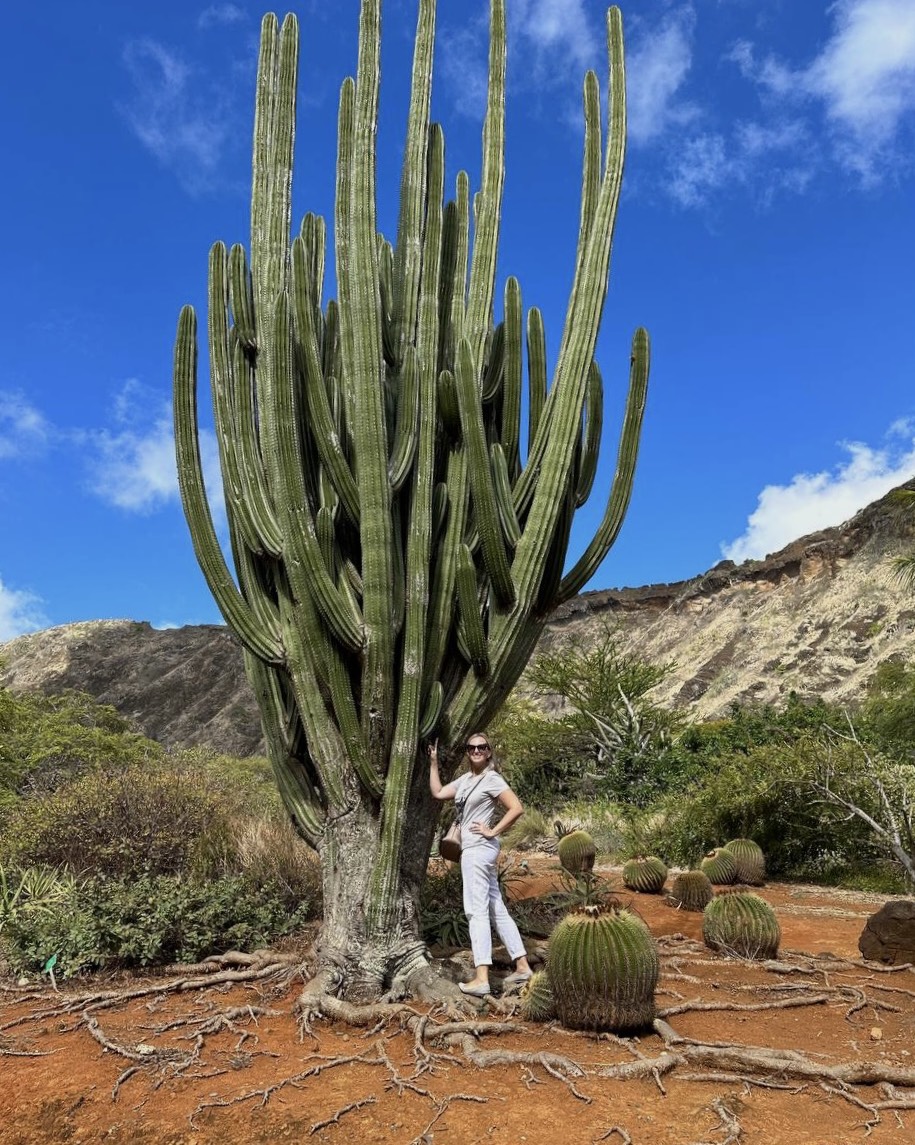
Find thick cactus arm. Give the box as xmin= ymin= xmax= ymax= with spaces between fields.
xmin=559 ymin=327 xmax=650 ymax=602
xmin=387 ymin=345 xmax=419 ymax=491
xmin=173 ymin=306 xmax=282 ymax=664
xmin=465 ymin=0 xmax=506 ymax=362
xmin=456 ymin=543 xmax=490 ymax=676
xmin=575 ymin=360 xmax=603 ymax=507
xmin=490 ymin=443 xmax=521 ymax=548
xmin=392 ymin=0 xmax=436 ymax=358
xmin=500 ymin=277 xmax=523 ymax=479
xmin=290 ymin=237 xmax=360 ymax=524
xmin=271 ymin=292 xmax=365 ymax=652
xmin=348 ymin=0 xmax=396 ymax=766
xmin=455 ymin=337 xmax=515 ymax=606
xmin=228 ymin=243 xmax=257 ymax=355
xmin=481 ymin=322 xmax=505 ymax=402
xmin=576 ymin=70 xmax=603 ymax=279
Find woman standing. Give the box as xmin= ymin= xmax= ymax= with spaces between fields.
xmin=428 ymin=734 xmax=532 ymax=996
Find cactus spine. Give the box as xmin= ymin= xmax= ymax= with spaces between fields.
xmin=668 ymin=870 xmax=713 ymax=912
xmin=703 ymin=892 xmax=780 ymax=959
xmin=723 ymin=838 xmax=766 ymax=885
xmin=622 ymin=855 xmax=668 ymax=894
xmin=172 ymin=1 xmax=648 ymax=993
xmin=700 ymin=848 xmax=738 ymax=886
xmin=548 ymin=905 xmax=658 ymax=1031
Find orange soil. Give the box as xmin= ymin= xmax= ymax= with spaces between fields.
xmin=1 ymin=862 xmax=913 ymax=1145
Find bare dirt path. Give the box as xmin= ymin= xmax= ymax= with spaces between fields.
xmin=1 ymin=863 xmax=913 ymax=1145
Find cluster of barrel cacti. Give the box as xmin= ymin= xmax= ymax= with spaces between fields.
xmin=667 ymin=869 xmax=713 ymax=912
xmin=698 ymin=839 xmax=766 ymax=886
xmin=622 ymin=855 xmax=668 ymax=894
xmin=702 ymin=891 xmax=780 ymax=959
xmin=545 ymin=904 xmax=658 ymax=1031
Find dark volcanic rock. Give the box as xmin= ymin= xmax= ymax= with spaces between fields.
xmin=0 ymin=620 xmax=264 ymax=757
xmin=858 ymin=900 xmax=915 ymax=966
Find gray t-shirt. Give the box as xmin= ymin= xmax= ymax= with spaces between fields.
xmin=454 ymin=768 xmax=508 ymax=850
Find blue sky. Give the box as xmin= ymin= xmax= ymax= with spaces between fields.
xmin=2 ymin=0 xmax=914 ymax=638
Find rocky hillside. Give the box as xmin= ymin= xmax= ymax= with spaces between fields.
xmin=3 ymin=483 xmax=914 ymax=755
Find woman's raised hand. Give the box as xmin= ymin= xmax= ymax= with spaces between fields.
xmin=427 ymin=739 xmax=439 ymax=765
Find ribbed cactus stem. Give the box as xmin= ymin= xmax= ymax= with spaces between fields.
xmin=622 ymin=855 xmax=668 ymax=894
xmin=548 ymin=905 xmax=659 ymax=1032
xmin=703 ymin=892 xmax=781 ymax=960
xmin=668 ymin=870 xmax=713 ymax=912
xmin=723 ymin=838 xmax=766 ymax=885
xmin=700 ymin=848 xmax=739 ymax=886
xmin=558 ymin=830 xmax=597 ymax=875
xmin=520 ymin=970 xmax=555 ymax=1022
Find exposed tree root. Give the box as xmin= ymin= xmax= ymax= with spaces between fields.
xmin=657 ymin=994 xmax=830 ymax=1019
xmin=308 ymin=1095 xmax=377 ymax=1135
xmin=690 ymin=1096 xmax=743 ymax=1145
xmin=595 ymin=1126 xmax=633 ymax=1143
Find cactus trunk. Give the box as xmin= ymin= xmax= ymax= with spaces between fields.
xmin=172 ymin=1 xmax=648 ymax=1001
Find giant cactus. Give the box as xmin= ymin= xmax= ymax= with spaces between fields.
xmin=173 ymin=0 xmax=649 ymax=1002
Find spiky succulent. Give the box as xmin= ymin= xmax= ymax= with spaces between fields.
xmin=622 ymin=855 xmax=668 ymax=894
xmin=667 ymin=870 xmax=713 ymax=912
xmin=703 ymin=891 xmax=780 ymax=960
xmin=700 ymin=848 xmax=738 ymax=886
xmin=557 ymin=829 xmax=597 ymax=874
xmin=723 ymin=838 xmax=766 ymax=885
xmin=519 ymin=970 xmax=554 ymax=1022
xmin=547 ymin=904 xmax=658 ymax=1031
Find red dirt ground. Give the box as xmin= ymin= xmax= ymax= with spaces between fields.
xmin=1 ymin=861 xmax=913 ymax=1145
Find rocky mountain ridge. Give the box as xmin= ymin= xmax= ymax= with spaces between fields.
xmin=3 ymin=482 xmax=914 ymax=756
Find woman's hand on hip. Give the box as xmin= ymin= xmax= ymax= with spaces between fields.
xmin=469 ymin=821 xmax=496 ymax=839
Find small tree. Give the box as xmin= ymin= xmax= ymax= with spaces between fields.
xmin=529 ymin=626 xmax=680 ymax=805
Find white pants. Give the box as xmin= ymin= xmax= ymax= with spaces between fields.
xmin=461 ymin=841 xmax=526 ymax=968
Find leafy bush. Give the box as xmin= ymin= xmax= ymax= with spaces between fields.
xmin=491 ymin=699 xmax=594 ymax=808
xmin=502 ymin=809 xmax=552 ymax=851
xmin=420 ymin=865 xmax=468 ymax=948
xmin=2 ymin=872 xmax=316 ymax=977
xmin=0 ymin=687 xmax=162 ymax=803
xmin=0 ymin=863 xmax=81 ymax=936
xmin=0 ymin=765 xmax=236 ymax=879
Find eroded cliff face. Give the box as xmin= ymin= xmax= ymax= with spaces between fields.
xmin=3 ymin=484 xmax=914 ymax=754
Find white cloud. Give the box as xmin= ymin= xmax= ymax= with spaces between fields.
xmin=722 ymin=437 xmax=915 ymax=563
xmin=627 ymin=7 xmax=698 ymax=144
xmin=442 ymin=0 xmax=599 ymax=119
xmin=0 ymin=392 xmax=51 ymax=459
xmin=198 ymin=4 xmax=245 ymax=29
xmin=85 ymin=382 xmax=223 ymax=519
xmin=120 ymin=39 xmax=234 ymax=193
xmin=732 ymin=0 xmax=915 ymax=182
xmin=0 ymin=577 xmax=48 ymax=641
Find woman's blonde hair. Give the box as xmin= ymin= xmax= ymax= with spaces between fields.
xmin=460 ymin=732 xmax=502 ymax=774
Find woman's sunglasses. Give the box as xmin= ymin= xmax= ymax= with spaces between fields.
xmin=465 ymin=743 xmax=490 ymax=754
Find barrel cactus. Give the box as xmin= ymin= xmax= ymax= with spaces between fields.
xmin=519 ymin=970 xmax=554 ymax=1022
xmin=667 ymin=870 xmax=713 ymax=912
xmin=723 ymin=838 xmax=766 ymax=885
xmin=557 ymin=829 xmax=597 ymax=875
xmin=622 ymin=855 xmax=668 ymax=894
xmin=700 ymin=848 xmax=738 ymax=886
xmin=548 ymin=904 xmax=659 ymax=1031
xmin=703 ymin=892 xmax=780 ymax=959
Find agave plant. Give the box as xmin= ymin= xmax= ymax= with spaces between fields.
xmin=0 ymin=863 xmax=78 ymax=935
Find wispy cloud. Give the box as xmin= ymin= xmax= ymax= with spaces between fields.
xmin=120 ymin=38 xmax=236 ymax=193
xmin=84 ymin=381 xmax=223 ymax=518
xmin=0 ymin=576 xmax=48 ymax=642
xmin=197 ymin=4 xmax=245 ymax=30
xmin=627 ymin=6 xmax=698 ymax=144
xmin=731 ymin=0 xmax=915 ymax=182
xmin=441 ymin=0 xmax=599 ymax=119
xmin=721 ymin=433 xmax=915 ymax=563
xmin=0 ymin=392 xmax=51 ymax=460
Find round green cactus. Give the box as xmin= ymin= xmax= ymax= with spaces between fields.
xmin=667 ymin=870 xmax=713 ymax=912
xmin=700 ymin=847 xmax=738 ymax=886
xmin=703 ymin=891 xmax=780 ymax=960
xmin=547 ymin=905 xmax=659 ymax=1031
xmin=622 ymin=855 xmax=668 ymax=894
xmin=723 ymin=838 xmax=766 ymax=885
xmin=519 ymin=970 xmax=554 ymax=1022
xmin=557 ymin=829 xmax=596 ymax=874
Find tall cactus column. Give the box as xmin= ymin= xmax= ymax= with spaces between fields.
xmin=173 ymin=0 xmax=650 ymax=1004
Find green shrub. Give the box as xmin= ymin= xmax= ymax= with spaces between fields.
xmin=420 ymin=865 xmax=469 ymax=948
xmin=2 ymin=872 xmax=315 ymax=977
xmin=0 ymin=766 xmax=236 ymax=879
xmin=490 ymin=700 xmax=595 ymax=807
xmin=502 ymin=809 xmax=552 ymax=850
